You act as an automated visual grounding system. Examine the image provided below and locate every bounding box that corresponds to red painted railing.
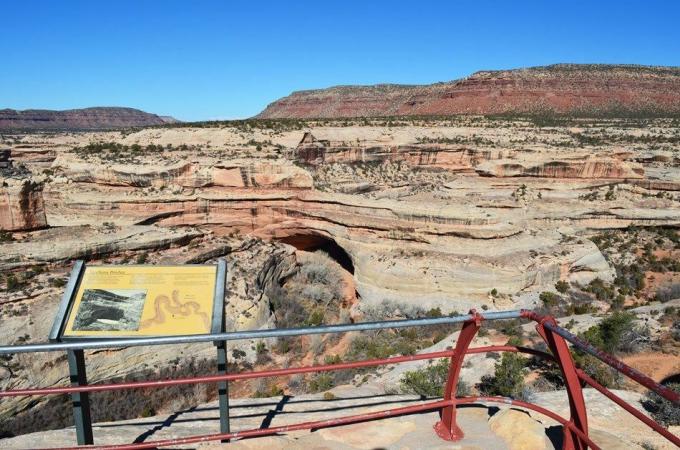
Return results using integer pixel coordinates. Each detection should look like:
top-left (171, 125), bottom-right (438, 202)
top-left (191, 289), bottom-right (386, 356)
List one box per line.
top-left (0, 309), bottom-right (678, 449)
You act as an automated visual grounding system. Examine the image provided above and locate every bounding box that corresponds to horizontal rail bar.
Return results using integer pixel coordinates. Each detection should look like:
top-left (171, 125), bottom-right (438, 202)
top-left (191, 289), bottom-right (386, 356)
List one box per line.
top-left (0, 345), bottom-right (554, 398)
top-left (60, 399), bottom-right (456, 450)
top-left (577, 369), bottom-right (680, 447)
top-left (0, 310), bottom-right (523, 355)
top-left (543, 321), bottom-right (680, 405)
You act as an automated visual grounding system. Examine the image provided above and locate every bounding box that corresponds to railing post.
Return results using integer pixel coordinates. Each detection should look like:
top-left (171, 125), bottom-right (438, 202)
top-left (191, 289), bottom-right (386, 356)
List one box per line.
top-left (216, 341), bottom-right (230, 441)
top-left (535, 317), bottom-right (589, 450)
top-left (434, 310), bottom-right (481, 441)
top-left (67, 349), bottom-right (93, 445)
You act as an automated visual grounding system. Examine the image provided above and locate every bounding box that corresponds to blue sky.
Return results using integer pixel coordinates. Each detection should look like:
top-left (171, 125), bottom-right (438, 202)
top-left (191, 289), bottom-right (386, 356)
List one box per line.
top-left (1, 1), bottom-right (678, 121)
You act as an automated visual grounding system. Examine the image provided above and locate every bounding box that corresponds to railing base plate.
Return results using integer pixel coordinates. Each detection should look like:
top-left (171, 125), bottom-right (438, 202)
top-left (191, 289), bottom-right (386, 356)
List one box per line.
top-left (433, 420), bottom-right (464, 441)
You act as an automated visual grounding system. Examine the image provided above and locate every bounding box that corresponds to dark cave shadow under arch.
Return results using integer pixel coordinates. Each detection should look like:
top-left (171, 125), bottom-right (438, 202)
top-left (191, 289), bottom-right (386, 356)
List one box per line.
top-left (277, 233), bottom-right (354, 275)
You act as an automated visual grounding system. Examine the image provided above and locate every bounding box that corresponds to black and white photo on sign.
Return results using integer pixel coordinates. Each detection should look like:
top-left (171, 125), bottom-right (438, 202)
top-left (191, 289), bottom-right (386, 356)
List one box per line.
top-left (72, 289), bottom-right (147, 332)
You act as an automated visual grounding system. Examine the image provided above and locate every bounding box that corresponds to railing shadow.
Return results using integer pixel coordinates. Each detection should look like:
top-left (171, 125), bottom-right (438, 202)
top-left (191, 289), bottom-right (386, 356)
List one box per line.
top-left (120, 393), bottom-right (433, 443)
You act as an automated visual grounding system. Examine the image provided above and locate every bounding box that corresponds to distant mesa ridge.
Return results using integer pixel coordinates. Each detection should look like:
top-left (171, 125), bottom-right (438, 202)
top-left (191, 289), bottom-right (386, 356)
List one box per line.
top-left (0, 107), bottom-right (177, 130)
top-left (257, 63), bottom-right (680, 118)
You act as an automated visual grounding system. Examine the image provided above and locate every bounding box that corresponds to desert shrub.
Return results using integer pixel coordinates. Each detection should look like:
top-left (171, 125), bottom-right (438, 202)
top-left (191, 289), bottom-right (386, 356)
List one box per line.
top-left (584, 278), bottom-right (617, 303)
top-left (0, 231), bottom-right (14, 242)
top-left (400, 359), bottom-right (449, 397)
top-left (490, 319), bottom-right (524, 338)
top-left (587, 311), bottom-right (636, 353)
top-left (49, 277), bottom-right (67, 288)
top-left (5, 274), bottom-right (21, 291)
top-left (655, 283), bottom-right (680, 303)
top-left (231, 348), bottom-right (246, 359)
top-left (539, 291), bottom-right (559, 307)
top-left (308, 373), bottom-right (334, 392)
top-left (613, 264), bottom-right (645, 294)
top-left (642, 382), bottom-right (680, 427)
top-left (399, 358), bottom-right (470, 398)
top-left (555, 280), bottom-right (570, 294)
top-left (269, 251), bottom-right (347, 330)
top-left (571, 311), bottom-right (639, 387)
top-left (478, 352), bottom-right (527, 399)
top-left (324, 354), bottom-right (342, 365)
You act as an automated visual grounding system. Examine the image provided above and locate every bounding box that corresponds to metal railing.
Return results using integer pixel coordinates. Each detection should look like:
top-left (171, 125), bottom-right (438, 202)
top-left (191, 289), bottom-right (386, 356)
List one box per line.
top-left (0, 309), bottom-right (678, 449)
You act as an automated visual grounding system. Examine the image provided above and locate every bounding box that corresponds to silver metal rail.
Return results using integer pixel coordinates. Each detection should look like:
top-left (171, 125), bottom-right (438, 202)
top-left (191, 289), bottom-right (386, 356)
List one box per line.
top-left (0, 310), bottom-right (522, 354)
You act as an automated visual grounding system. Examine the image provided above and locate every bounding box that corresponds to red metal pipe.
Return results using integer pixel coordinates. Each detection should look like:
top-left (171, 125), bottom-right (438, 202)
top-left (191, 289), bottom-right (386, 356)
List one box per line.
top-left (535, 316), bottom-right (589, 450)
top-left (522, 310), bottom-right (680, 405)
top-left (436, 311), bottom-right (481, 441)
top-left (0, 311), bottom-right (672, 450)
top-left (0, 346), bottom-right (552, 398)
top-left (53, 399), bottom-right (455, 450)
top-left (577, 369), bottom-right (680, 447)
top-left (455, 396), bottom-right (601, 450)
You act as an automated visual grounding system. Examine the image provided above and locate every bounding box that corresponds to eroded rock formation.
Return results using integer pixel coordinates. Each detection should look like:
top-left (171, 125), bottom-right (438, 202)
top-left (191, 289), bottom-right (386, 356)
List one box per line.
top-left (0, 178), bottom-right (47, 231)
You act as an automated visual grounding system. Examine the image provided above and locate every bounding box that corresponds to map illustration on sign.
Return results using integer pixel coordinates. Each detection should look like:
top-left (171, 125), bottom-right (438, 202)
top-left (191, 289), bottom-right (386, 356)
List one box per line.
top-left (62, 265), bottom-right (218, 338)
top-left (72, 289), bottom-right (147, 331)
top-left (139, 290), bottom-right (211, 331)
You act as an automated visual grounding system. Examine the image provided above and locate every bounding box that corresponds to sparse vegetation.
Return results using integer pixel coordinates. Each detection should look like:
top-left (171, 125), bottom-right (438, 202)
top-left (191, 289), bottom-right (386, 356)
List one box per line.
top-left (478, 352), bottom-right (527, 399)
top-left (400, 358), bottom-right (470, 397)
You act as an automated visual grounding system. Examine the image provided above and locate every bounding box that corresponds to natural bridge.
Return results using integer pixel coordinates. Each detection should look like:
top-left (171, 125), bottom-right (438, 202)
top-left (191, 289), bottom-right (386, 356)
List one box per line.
top-left (0, 309), bottom-right (678, 449)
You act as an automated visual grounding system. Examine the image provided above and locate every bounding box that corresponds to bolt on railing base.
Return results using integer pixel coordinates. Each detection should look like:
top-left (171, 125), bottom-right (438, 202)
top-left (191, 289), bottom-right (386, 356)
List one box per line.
top-left (433, 419), bottom-right (464, 441)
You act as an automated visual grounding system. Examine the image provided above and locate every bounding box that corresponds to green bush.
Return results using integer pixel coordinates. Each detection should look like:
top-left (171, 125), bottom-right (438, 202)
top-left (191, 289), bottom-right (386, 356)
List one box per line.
top-left (479, 353), bottom-right (527, 398)
top-left (581, 311), bottom-right (635, 354)
top-left (400, 358), bottom-right (470, 397)
top-left (555, 280), bottom-right (570, 294)
top-left (539, 291), bottom-right (558, 307)
top-left (309, 373), bottom-right (334, 392)
top-left (571, 311), bottom-right (638, 387)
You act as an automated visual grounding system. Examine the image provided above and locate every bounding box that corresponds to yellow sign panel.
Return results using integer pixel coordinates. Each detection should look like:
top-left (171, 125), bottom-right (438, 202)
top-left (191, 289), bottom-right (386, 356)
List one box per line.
top-left (63, 265), bottom-right (217, 337)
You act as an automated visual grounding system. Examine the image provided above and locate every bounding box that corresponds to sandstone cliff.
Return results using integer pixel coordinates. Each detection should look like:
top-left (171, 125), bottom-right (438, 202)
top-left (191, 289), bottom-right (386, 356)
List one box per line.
top-left (258, 64), bottom-right (680, 118)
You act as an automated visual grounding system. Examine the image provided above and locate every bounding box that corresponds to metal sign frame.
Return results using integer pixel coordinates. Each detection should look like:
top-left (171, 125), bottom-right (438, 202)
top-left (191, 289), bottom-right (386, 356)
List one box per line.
top-left (47, 259), bottom-right (228, 445)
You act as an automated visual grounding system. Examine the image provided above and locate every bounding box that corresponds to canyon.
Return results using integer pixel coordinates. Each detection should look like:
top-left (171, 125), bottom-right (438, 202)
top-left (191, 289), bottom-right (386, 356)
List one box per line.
top-left (0, 115), bottom-right (679, 447)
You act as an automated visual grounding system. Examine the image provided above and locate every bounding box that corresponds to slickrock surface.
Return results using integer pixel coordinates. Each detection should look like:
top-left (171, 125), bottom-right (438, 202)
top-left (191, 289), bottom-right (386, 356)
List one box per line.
top-left (0, 107), bottom-right (171, 130)
top-left (258, 64), bottom-right (680, 118)
top-left (0, 385), bottom-right (669, 449)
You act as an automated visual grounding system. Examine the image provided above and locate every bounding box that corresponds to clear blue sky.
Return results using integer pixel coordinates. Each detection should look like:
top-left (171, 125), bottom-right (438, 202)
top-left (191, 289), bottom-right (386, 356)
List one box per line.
top-left (1, 1), bottom-right (678, 121)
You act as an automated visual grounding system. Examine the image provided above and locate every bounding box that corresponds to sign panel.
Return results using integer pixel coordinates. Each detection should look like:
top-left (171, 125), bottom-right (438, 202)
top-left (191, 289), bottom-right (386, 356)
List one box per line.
top-left (60, 265), bottom-right (219, 338)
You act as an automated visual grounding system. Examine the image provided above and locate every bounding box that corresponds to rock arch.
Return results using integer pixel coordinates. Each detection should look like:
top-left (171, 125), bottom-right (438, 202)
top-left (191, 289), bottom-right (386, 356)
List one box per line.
top-left (276, 232), bottom-right (354, 275)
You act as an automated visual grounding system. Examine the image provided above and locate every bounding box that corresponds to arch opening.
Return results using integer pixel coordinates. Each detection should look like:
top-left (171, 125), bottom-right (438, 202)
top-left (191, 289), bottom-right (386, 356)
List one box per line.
top-left (660, 373), bottom-right (680, 385)
top-left (278, 234), bottom-right (354, 275)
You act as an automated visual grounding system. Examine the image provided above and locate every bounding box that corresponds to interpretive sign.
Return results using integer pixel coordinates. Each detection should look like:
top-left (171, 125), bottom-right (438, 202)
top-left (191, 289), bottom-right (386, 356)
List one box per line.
top-left (50, 261), bottom-right (226, 340)
top-left (47, 260), bottom-right (228, 445)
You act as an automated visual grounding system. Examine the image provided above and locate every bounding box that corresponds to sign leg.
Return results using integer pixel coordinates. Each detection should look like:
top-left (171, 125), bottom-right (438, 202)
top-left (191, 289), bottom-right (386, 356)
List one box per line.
top-left (67, 349), bottom-right (93, 445)
top-left (217, 341), bottom-right (230, 441)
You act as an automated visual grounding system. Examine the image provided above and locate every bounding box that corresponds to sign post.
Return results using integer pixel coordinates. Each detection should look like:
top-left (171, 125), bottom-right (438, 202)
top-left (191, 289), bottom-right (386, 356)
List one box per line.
top-left (50, 259), bottom-right (227, 445)
top-left (67, 349), bottom-right (93, 445)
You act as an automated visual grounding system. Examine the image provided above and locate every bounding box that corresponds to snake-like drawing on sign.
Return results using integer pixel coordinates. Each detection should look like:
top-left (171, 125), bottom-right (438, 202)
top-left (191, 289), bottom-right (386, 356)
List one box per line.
top-left (139, 290), bottom-right (210, 330)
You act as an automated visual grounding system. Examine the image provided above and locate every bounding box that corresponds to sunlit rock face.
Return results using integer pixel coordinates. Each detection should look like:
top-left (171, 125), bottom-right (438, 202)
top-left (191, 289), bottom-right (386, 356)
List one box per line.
top-left (258, 64), bottom-right (680, 118)
top-left (0, 178), bottom-right (47, 231)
